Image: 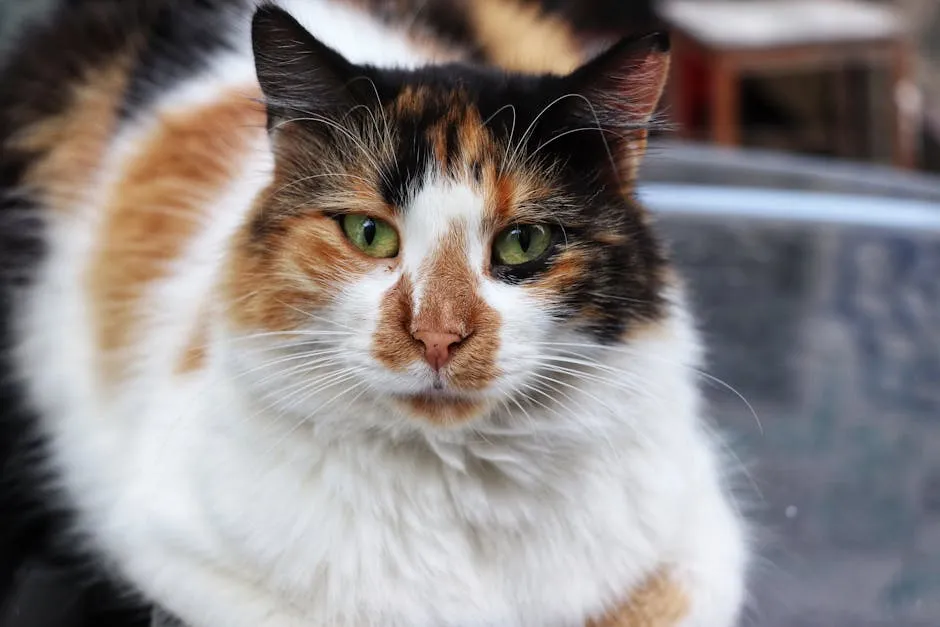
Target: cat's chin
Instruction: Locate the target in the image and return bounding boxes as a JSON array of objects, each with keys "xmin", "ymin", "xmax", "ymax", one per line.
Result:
[{"xmin": 392, "ymin": 390, "xmax": 487, "ymax": 425}]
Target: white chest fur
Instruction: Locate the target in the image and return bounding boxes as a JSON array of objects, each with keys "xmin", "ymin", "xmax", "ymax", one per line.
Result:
[{"xmin": 83, "ymin": 365, "xmax": 725, "ymax": 627}]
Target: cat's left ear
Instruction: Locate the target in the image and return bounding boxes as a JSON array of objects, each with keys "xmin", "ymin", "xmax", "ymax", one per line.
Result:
[
  {"xmin": 251, "ymin": 4, "xmax": 361, "ymax": 129},
  {"xmin": 564, "ymin": 32, "xmax": 671, "ymax": 181}
]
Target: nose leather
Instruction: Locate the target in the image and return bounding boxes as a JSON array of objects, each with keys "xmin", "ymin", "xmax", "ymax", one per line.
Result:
[{"xmin": 412, "ymin": 330, "xmax": 462, "ymax": 371}]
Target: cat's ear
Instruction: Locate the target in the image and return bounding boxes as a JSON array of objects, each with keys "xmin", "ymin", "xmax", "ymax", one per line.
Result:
[
  {"xmin": 251, "ymin": 4, "xmax": 359, "ymax": 129},
  {"xmin": 565, "ymin": 32, "xmax": 671, "ymax": 180}
]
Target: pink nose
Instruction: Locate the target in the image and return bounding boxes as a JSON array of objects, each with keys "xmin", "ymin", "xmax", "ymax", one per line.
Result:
[{"xmin": 412, "ymin": 330, "xmax": 463, "ymax": 371}]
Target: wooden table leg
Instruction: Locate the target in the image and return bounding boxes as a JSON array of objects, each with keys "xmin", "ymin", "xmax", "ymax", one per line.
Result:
[
  {"xmin": 832, "ymin": 66, "xmax": 851, "ymax": 159},
  {"xmin": 710, "ymin": 53, "xmax": 740, "ymax": 146},
  {"xmin": 666, "ymin": 33, "xmax": 691, "ymax": 139},
  {"xmin": 891, "ymin": 41, "xmax": 917, "ymax": 169}
]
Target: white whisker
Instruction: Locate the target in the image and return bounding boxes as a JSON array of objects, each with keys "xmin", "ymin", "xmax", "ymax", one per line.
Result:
[{"xmin": 532, "ymin": 342, "xmax": 763, "ymax": 435}]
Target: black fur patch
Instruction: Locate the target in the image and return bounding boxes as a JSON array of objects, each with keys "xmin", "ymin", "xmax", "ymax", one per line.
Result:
[
  {"xmin": 121, "ymin": 0, "xmax": 245, "ymax": 119},
  {"xmin": 0, "ymin": 2, "xmax": 159, "ymax": 624},
  {"xmin": 0, "ymin": 0, "xmax": 126, "ymax": 596},
  {"xmin": 533, "ymin": 0, "xmax": 664, "ymax": 39},
  {"xmin": 378, "ymin": 110, "xmax": 433, "ymax": 208}
]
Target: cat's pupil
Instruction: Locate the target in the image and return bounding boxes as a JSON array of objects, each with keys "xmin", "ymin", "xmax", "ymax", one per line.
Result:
[
  {"xmin": 517, "ymin": 227, "xmax": 530, "ymax": 252},
  {"xmin": 362, "ymin": 218, "xmax": 376, "ymax": 245}
]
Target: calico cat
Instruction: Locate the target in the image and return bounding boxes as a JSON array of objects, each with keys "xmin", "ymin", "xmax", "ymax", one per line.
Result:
[{"xmin": 0, "ymin": 1, "xmax": 748, "ymax": 626}]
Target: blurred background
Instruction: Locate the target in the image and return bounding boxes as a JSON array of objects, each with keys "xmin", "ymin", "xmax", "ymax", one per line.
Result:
[{"xmin": 1, "ymin": 1, "xmax": 939, "ymax": 627}]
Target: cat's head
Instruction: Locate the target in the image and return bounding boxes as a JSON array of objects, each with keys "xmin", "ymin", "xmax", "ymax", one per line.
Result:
[{"xmin": 225, "ymin": 5, "xmax": 672, "ymax": 429}]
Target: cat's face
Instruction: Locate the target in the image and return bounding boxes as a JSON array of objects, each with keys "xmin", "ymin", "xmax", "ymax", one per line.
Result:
[{"xmin": 225, "ymin": 7, "xmax": 670, "ymax": 427}]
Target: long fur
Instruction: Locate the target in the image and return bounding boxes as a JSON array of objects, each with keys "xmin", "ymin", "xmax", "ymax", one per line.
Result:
[{"xmin": 0, "ymin": 1, "xmax": 748, "ymax": 626}]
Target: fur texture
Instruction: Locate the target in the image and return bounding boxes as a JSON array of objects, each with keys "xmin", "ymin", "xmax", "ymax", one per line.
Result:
[{"xmin": 0, "ymin": 1, "xmax": 748, "ymax": 625}]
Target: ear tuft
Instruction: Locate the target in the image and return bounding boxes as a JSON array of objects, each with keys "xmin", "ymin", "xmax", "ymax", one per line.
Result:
[
  {"xmin": 251, "ymin": 4, "xmax": 358, "ymax": 127},
  {"xmin": 569, "ymin": 31, "xmax": 671, "ymax": 130},
  {"xmin": 565, "ymin": 32, "xmax": 671, "ymax": 180}
]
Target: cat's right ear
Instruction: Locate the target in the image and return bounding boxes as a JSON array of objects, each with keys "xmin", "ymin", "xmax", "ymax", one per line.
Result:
[{"xmin": 251, "ymin": 4, "xmax": 358, "ymax": 129}]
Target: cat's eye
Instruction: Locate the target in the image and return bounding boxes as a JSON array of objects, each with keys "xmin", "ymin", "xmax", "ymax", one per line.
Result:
[
  {"xmin": 492, "ymin": 224, "xmax": 552, "ymax": 266},
  {"xmin": 341, "ymin": 214, "xmax": 399, "ymax": 258}
]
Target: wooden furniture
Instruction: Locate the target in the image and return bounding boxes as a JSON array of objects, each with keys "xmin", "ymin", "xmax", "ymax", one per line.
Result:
[{"xmin": 659, "ymin": 0, "xmax": 917, "ymax": 168}]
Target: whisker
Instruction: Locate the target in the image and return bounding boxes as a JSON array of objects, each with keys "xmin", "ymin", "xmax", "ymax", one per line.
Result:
[
  {"xmin": 227, "ymin": 330, "xmax": 354, "ymax": 343},
  {"xmin": 251, "ymin": 354, "xmax": 348, "ymax": 386},
  {"xmin": 272, "ymin": 113, "xmax": 385, "ymax": 176},
  {"xmin": 254, "ymin": 369, "xmax": 368, "ymax": 433},
  {"xmin": 345, "ymin": 75, "xmax": 392, "ymax": 154},
  {"xmin": 584, "ymin": 291, "xmax": 651, "ymax": 306},
  {"xmin": 272, "ymin": 300, "xmax": 358, "ymax": 332},
  {"xmin": 516, "ymin": 382, "xmax": 618, "ymax": 453},
  {"xmin": 261, "ymin": 379, "xmax": 370, "ymax": 456},
  {"xmin": 532, "ymin": 342, "xmax": 763, "ymax": 435},
  {"xmin": 235, "ymin": 346, "xmax": 345, "ymax": 370},
  {"xmin": 265, "ymin": 171, "xmax": 375, "ymax": 202}
]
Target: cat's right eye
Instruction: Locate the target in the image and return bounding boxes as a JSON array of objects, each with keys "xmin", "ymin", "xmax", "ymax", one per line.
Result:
[
  {"xmin": 492, "ymin": 224, "xmax": 553, "ymax": 266},
  {"xmin": 340, "ymin": 214, "xmax": 399, "ymax": 258}
]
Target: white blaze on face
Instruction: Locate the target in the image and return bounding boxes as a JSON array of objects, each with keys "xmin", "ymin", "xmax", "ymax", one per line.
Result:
[
  {"xmin": 393, "ymin": 173, "xmax": 559, "ymax": 395},
  {"xmin": 400, "ymin": 174, "xmax": 489, "ymax": 313}
]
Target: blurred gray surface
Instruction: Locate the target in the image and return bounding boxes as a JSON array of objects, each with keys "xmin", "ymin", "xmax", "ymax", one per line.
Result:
[
  {"xmin": 657, "ymin": 209, "xmax": 940, "ymax": 627},
  {"xmin": 642, "ymin": 139, "xmax": 940, "ymax": 202}
]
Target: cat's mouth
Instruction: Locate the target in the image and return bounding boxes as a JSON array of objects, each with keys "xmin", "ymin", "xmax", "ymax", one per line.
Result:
[{"xmin": 392, "ymin": 388, "xmax": 485, "ymax": 424}]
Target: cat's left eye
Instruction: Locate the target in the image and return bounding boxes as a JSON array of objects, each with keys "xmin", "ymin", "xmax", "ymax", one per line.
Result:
[
  {"xmin": 492, "ymin": 224, "xmax": 553, "ymax": 266},
  {"xmin": 341, "ymin": 214, "xmax": 399, "ymax": 258}
]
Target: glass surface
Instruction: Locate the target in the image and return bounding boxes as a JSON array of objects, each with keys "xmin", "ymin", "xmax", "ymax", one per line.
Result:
[
  {"xmin": 643, "ymin": 142, "xmax": 940, "ymax": 626},
  {"xmin": 658, "ymin": 211, "xmax": 940, "ymax": 627}
]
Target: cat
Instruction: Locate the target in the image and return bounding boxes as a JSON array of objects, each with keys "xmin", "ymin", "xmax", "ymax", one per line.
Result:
[{"xmin": 0, "ymin": 1, "xmax": 749, "ymax": 626}]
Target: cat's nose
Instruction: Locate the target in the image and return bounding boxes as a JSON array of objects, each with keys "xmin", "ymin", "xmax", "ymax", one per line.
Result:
[{"xmin": 412, "ymin": 330, "xmax": 463, "ymax": 371}]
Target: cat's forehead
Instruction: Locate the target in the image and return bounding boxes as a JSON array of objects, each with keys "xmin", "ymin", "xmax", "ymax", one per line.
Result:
[
  {"xmin": 369, "ymin": 78, "xmax": 571, "ymax": 225},
  {"xmin": 378, "ymin": 64, "xmax": 554, "ymax": 125},
  {"xmin": 378, "ymin": 84, "xmax": 492, "ymax": 207}
]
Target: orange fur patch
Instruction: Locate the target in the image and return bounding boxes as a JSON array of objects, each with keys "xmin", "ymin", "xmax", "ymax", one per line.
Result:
[
  {"xmin": 488, "ymin": 173, "xmax": 519, "ymax": 225},
  {"xmin": 397, "ymin": 90, "xmax": 490, "ymax": 181},
  {"xmin": 469, "ymin": 0, "xmax": 584, "ymax": 75},
  {"xmin": 425, "ymin": 105, "xmax": 488, "ymax": 175},
  {"xmin": 392, "ymin": 85, "xmax": 432, "ymax": 118},
  {"xmin": 526, "ymin": 246, "xmax": 590, "ymax": 297},
  {"xmin": 395, "ymin": 394, "xmax": 484, "ymax": 425},
  {"xmin": 483, "ymin": 168, "xmax": 563, "ymax": 230},
  {"xmin": 428, "ymin": 117, "xmax": 453, "ymax": 167},
  {"xmin": 226, "ymin": 209, "xmax": 379, "ymax": 332},
  {"xmin": 176, "ymin": 315, "xmax": 209, "ymax": 375},
  {"xmin": 89, "ymin": 91, "xmax": 265, "ymax": 382},
  {"xmin": 456, "ymin": 109, "xmax": 488, "ymax": 168},
  {"xmin": 586, "ymin": 571, "xmax": 689, "ymax": 627},
  {"xmin": 13, "ymin": 59, "xmax": 134, "ymax": 213},
  {"xmin": 226, "ymin": 90, "xmax": 402, "ymax": 335},
  {"xmin": 373, "ymin": 274, "xmax": 422, "ymax": 371}
]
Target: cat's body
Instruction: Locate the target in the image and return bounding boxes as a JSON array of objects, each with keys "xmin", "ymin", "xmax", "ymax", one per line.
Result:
[{"xmin": 0, "ymin": 1, "xmax": 747, "ymax": 626}]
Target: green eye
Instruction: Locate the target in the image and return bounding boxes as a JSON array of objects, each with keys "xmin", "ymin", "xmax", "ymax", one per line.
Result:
[
  {"xmin": 492, "ymin": 224, "xmax": 553, "ymax": 266},
  {"xmin": 341, "ymin": 214, "xmax": 399, "ymax": 258}
]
